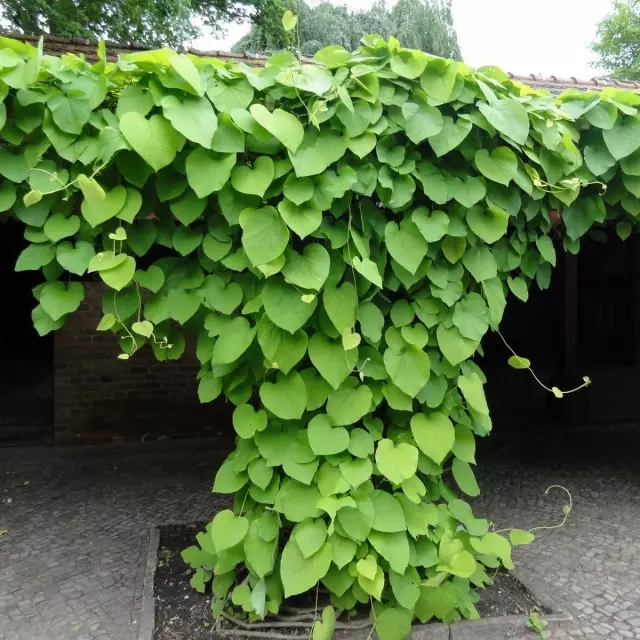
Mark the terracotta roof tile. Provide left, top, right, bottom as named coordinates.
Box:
left=3, top=33, right=639, bottom=94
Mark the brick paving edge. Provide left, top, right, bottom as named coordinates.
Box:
left=138, top=525, right=161, bottom=640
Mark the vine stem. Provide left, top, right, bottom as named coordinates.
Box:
left=494, top=485, right=573, bottom=535
left=495, top=330, right=590, bottom=396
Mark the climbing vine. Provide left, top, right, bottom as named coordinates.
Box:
left=1, top=26, right=637, bottom=639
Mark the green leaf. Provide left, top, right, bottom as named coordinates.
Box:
left=413, top=207, right=449, bottom=242
left=56, top=241, right=94, bottom=276
left=282, top=244, right=329, bottom=290
left=458, top=372, right=489, bottom=415
left=308, top=332, right=358, bottom=390
left=233, top=404, right=268, bottom=439
left=467, top=205, right=509, bottom=244
left=470, top=532, right=513, bottom=570
left=15, top=242, right=55, bottom=271
left=48, top=94, right=91, bottom=134
left=383, top=345, right=430, bottom=398
left=508, top=275, right=529, bottom=302
left=437, top=324, right=478, bottom=365
left=211, top=509, right=248, bottom=552
left=282, top=10, right=298, bottom=31
left=352, top=256, right=383, bottom=288
left=308, top=414, right=350, bottom=455
left=260, top=371, right=307, bottom=420
left=452, top=459, right=480, bottom=497
left=39, top=281, right=84, bottom=321
left=509, top=529, right=535, bottom=546
left=478, top=98, right=530, bottom=145
left=280, top=538, right=331, bottom=597
left=283, top=174, right=314, bottom=205
left=411, top=412, right=455, bottom=464
left=278, top=198, right=322, bottom=239
left=385, top=220, right=428, bottom=275
left=428, top=116, right=472, bottom=156
left=161, top=95, right=217, bottom=148
left=323, top=283, right=357, bottom=334
left=240, top=206, right=289, bottom=267
left=207, top=78, right=254, bottom=113
left=452, top=294, right=489, bottom=341
left=212, top=455, right=248, bottom=493
left=211, top=317, right=255, bottom=364
left=403, top=101, right=443, bottom=144
left=420, top=59, right=458, bottom=102
left=186, top=148, right=236, bottom=198
left=263, top=279, right=317, bottom=333
left=119, top=112, right=183, bottom=172
left=100, top=256, right=136, bottom=291
left=603, top=115, right=640, bottom=159
left=475, top=147, right=517, bottom=185
left=170, top=190, right=206, bottom=226
left=375, top=439, right=418, bottom=485
left=231, top=156, right=275, bottom=197
left=584, top=143, right=616, bottom=176
left=294, top=519, right=327, bottom=559
left=358, top=302, right=384, bottom=343
left=250, top=104, right=303, bottom=153
left=257, top=316, right=308, bottom=374
left=371, top=490, right=406, bottom=532
left=81, top=184, right=127, bottom=228
left=375, top=607, right=413, bottom=640
left=312, top=606, right=336, bottom=640
left=326, top=385, right=372, bottom=426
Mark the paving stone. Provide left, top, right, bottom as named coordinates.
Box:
left=0, top=429, right=639, bottom=640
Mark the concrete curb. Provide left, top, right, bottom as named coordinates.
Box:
left=139, top=525, right=573, bottom=640
left=138, top=526, right=161, bottom=640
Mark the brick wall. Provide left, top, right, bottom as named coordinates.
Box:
left=53, top=282, right=233, bottom=445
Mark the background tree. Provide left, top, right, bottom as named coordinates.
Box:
left=0, top=0, right=262, bottom=49
left=232, top=0, right=461, bottom=59
left=592, top=0, right=640, bottom=80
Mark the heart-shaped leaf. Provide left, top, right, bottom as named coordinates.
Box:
left=375, top=439, right=418, bottom=485
left=257, top=316, right=308, bottom=374
left=475, top=147, right=518, bottom=185
left=186, top=148, right=236, bottom=198
left=308, top=414, right=350, bottom=455
left=263, top=279, right=317, bottom=334
left=210, top=509, right=249, bottom=552
left=211, top=317, right=255, bottom=364
left=135, top=265, right=165, bottom=293
left=250, top=104, right=304, bottom=153
left=170, top=190, right=206, bottom=226
left=308, top=332, right=358, bottom=390
left=56, top=241, right=95, bottom=275
left=240, top=206, right=289, bottom=267
left=293, top=519, right=327, bottom=559
left=383, top=345, right=430, bottom=398
left=43, top=213, right=80, bottom=242
left=385, top=220, right=428, bottom=275
left=260, top=371, right=307, bottom=420
left=39, top=281, right=84, bottom=320
left=282, top=244, right=330, bottom=290
left=323, top=283, right=357, bottom=334
left=200, top=274, right=243, bottom=314
left=116, top=188, right=142, bottom=223
left=603, top=115, right=640, bottom=159
left=339, top=458, right=373, bottom=488
left=352, top=256, right=382, bottom=288
left=173, top=226, right=203, bottom=255
left=119, top=112, right=183, bottom=171
left=81, top=185, right=127, bottom=227
left=428, top=116, right=472, bottom=157
left=278, top=198, right=322, bottom=239
left=161, top=94, right=217, bottom=148
left=410, top=412, right=455, bottom=464
left=231, top=156, right=275, bottom=197
left=100, top=255, right=136, bottom=291
left=478, top=98, right=530, bottom=145
left=233, top=404, right=268, bottom=438
left=467, top=203, right=509, bottom=244
left=312, top=606, right=336, bottom=640
left=283, top=174, right=314, bottom=205
left=326, top=384, right=372, bottom=426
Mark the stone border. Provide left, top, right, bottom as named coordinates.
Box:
left=138, top=525, right=572, bottom=640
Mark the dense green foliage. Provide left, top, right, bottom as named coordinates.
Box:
left=592, top=0, right=640, bottom=80
left=232, top=0, right=461, bottom=59
left=1, top=30, right=639, bottom=638
left=0, top=0, right=260, bottom=48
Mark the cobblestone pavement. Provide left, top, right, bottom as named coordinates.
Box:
left=0, top=427, right=639, bottom=640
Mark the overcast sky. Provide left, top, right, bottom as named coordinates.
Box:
left=194, top=0, right=615, bottom=79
